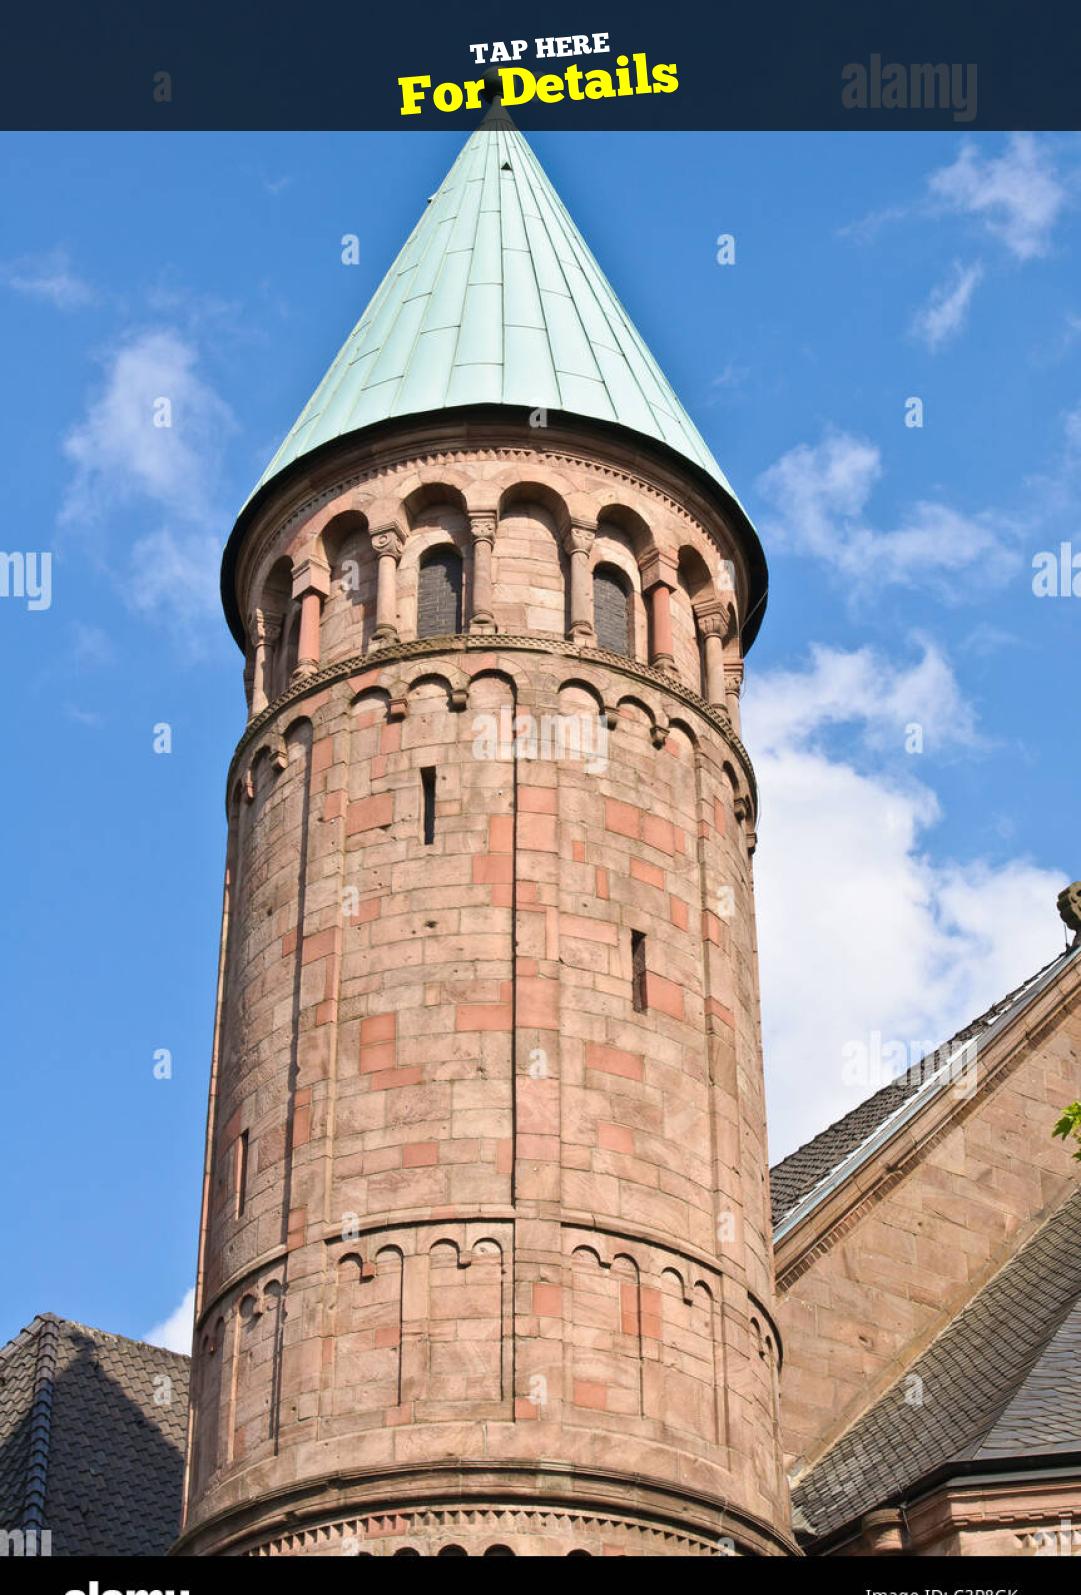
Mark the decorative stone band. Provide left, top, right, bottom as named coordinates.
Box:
left=174, top=1459, right=800, bottom=1557
left=225, top=633, right=759, bottom=822
left=191, top=1220, right=786, bottom=1360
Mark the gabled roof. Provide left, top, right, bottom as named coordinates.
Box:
left=249, top=108, right=742, bottom=508
left=0, top=1314, right=189, bottom=1555
left=770, top=942, right=1080, bottom=1232
left=792, top=1187, right=1081, bottom=1543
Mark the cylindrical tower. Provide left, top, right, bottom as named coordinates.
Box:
left=179, top=114, right=793, bottom=1558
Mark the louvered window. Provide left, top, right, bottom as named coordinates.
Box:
left=593, top=566, right=632, bottom=656
left=417, top=548, right=463, bottom=638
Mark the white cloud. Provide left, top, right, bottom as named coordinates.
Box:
left=71, top=622, right=114, bottom=668
left=704, top=362, right=748, bottom=403
left=928, top=133, right=1068, bottom=261
left=0, top=248, right=95, bottom=310
left=128, top=529, right=222, bottom=624
left=65, top=705, right=104, bottom=728
left=910, top=260, right=984, bottom=349
left=62, top=329, right=234, bottom=529
left=755, top=429, right=1020, bottom=596
left=836, top=204, right=909, bottom=245
left=743, top=652, right=1069, bottom=1162
left=747, top=640, right=980, bottom=757
left=144, top=1286, right=195, bottom=1354
left=60, top=329, right=234, bottom=635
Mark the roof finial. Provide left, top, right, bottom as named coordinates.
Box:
left=480, top=66, right=516, bottom=128
left=1057, top=882, right=1081, bottom=945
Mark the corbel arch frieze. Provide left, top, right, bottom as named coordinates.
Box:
left=225, top=636, right=759, bottom=819
left=393, top=468, right=473, bottom=522
left=382, top=656, right=472, bottom=713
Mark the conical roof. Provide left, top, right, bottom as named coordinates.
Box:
left=250, top=113, right=742, bottom=506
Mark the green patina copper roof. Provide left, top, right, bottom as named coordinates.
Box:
left=249, top=112, right=742, bottom=506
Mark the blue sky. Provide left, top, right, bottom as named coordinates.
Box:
left=2, top=130, right=1078, bottom=1352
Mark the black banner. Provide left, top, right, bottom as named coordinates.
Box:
left=1, top=0, right=1078, bottom=130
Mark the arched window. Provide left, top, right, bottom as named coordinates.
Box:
left=417, top=547, right=463, bottom=638
left=593, top=565, right=632, bottom=657
left=275, top=605, right=300, bottom=696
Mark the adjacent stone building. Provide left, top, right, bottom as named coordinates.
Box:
left=775, top=941, right=1081, bottom=1553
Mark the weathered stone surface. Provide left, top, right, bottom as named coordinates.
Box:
left=181, top=423, right=789, bottom=1557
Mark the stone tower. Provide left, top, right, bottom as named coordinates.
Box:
left=179, top=108, right=793, bottom=1557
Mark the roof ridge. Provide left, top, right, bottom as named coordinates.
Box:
left=770, top=940, right=1080, bottom=1227
left=22, top=1313, right=60, bottom=1531
left=0, top=1314, right=56, bottom=1366
left=1, top=1313, right=192, bottom=1362
left=61, top=1318, right=192, bottom=1360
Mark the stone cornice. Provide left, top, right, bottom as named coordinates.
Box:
left=813, top=1455, right=1081, bottom=1555
left=225, top=633, right=759, bottom=817
left=173, top=1456, right=800, bottom=1557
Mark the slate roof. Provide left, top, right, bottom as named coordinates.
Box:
left=0, top=1314, right=189, bottom=1555
left=769, top=943, right=1079, bottom=1229
left=249, top=108, right=744, bottom=509
left=792, top=1187, right=1081, bottom=1543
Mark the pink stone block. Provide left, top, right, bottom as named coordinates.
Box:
left=641, top=814, right=674, bottom=854
left=346, top=792, right=394, bottom=835
left=585, top=1042, right=644, bottom=1081
left=630, top=857, right=665, bottom=890
left=604, top=798, right=639, bottom=839
left=455, top=1003, right=513, bottom=1031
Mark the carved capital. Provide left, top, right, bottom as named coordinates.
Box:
left=561, top=520, right=596, bottom=558
left=468, top=509, right=497, bottom=546
left=698, top=597, right=737, bottom=642
left=370, top=525, right=406, bottom=561
left=249, top=609, right=283, bottom=647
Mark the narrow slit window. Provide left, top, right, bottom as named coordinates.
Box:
left=421, top=766, right=437, bottom=846
left=631, top=930, right=647, bottom=1013
left=235, top=1129, right=249, bottom=1217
